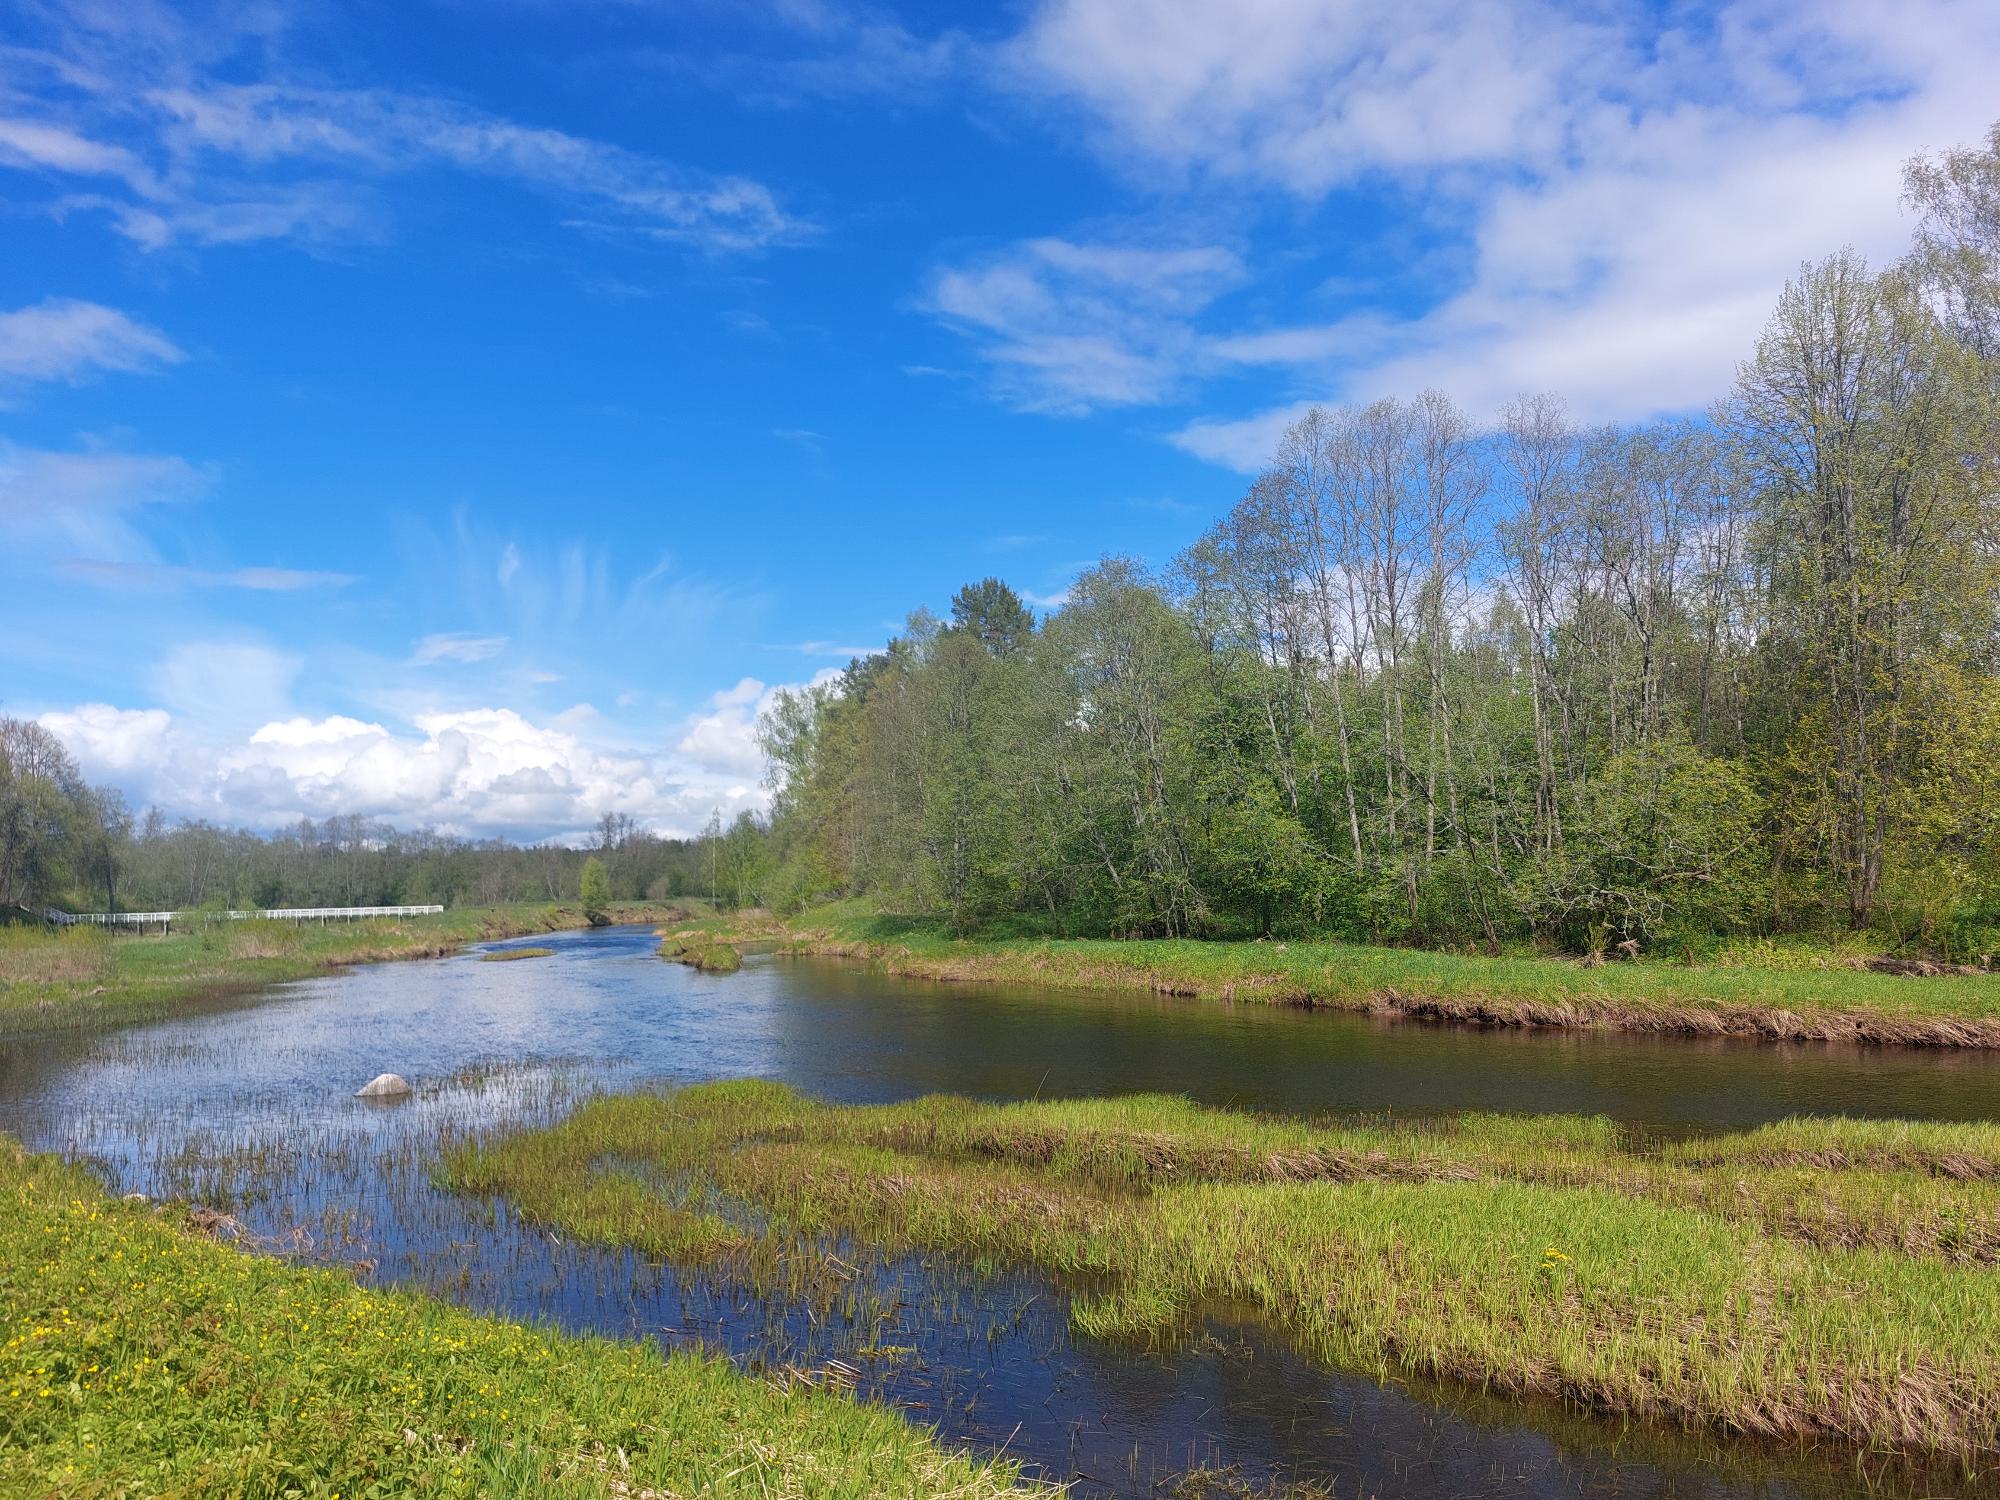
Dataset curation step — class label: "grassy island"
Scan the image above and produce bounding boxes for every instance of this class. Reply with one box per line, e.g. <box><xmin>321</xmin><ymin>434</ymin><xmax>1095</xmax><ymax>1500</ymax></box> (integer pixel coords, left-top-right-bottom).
<box><xmin>445</xmin><ymin>1081</ymin><xmax>2000</xmax><ymax>1464</ymax></box>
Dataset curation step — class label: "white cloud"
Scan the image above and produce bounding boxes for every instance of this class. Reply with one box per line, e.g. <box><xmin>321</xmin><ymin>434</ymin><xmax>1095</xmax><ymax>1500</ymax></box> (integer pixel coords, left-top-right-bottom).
<box><xmin>676</xmin><ymin>677</ymin><xmax>783</xmax><ymax>777</ymax></box>
<box><xmin>411</xmin><ymin>632</ymin><xmax>509</xmax><ymax>666</ymax></box>
<box><xmin>993</xmin><ymin>0</ymin><xmax>2000</xmax><ymax>461</ymax></box>
<box><xmin>1</xmin><ymin>0</ymin><xmax>804</xmax><ymax>257</ymax></box>
<box><xmin>35</xmin><ymin>682</ymin><xmax>832</xmax><ymax>840</ymax></box>
<box><xmin>924</xmin><ymin>237</ymin><xmax>1245</xmax><ymax>412</ymax></box>
<box><xmin>35</xmin><ymin>704</ymin><xmax>177</xmax><ymax>777</ymax></box>
<box><xmin>0</xmin><ymin>297</ymin><xmax>183</xmax><ymax>387</ymax></box>
<box><xmin>58</xmin><ymin>559</ymin><xmax>355</xmax><ymax>590</ymax></box>
<box><xmin>1008</xmin><ymin>0</ymin><xmax>1602</xmax><ymax>195</ymax></box>
<box><xmin>0</xmin><ymin>442</ymin><xmax>214</xmax><ymax>557</ymax></box>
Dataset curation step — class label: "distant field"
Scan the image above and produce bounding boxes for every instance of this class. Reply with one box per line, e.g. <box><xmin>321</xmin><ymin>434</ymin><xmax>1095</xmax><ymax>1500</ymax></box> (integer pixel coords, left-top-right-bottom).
<box><xmin>708</xmin><ymin>902</ymin><xmax>2000</xmax><ymax>1047</ymax></box>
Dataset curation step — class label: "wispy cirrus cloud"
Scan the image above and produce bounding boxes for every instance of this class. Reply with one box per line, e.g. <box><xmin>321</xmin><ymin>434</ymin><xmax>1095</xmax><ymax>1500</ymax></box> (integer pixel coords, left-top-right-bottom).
<box><xmin>956</xmin><ymin>0</ymin><xmax>2000</xmax><ymax>465</ymax></box>
<box><xmin>411</xmin><ymin>632</ymin><xmax>510</xmax><ymax>666</ymax></box>
<box><xmin>923</xmin><ymin>236</ymin><xmax>1245</xmax><ymax>413</ymax></box>
<box><xmin>0</xmin><ymin>296</ymin><xmax>182</xmax><ymax>388</ymax></box>
<box><xmin>0</xmin><ymin>442</ymin><xmax>214</xmax><ymax>559</ymax></box>
<box><xmin>58</xmin><ymin>559</ymin><xmax>356</xmax><ymax>591</ymax></box>
<box><xmin>1</xmin><ymin>5</ymin><xmax>807</xmax><ymax>256</ymax></box>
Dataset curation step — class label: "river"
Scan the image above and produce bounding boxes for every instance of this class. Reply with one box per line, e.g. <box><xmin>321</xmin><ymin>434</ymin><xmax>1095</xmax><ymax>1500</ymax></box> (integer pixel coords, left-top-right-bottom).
<box><xmin>4</xmin><ymin>923</ymin><xmax>1996</xmax><ymax>1498</ymax></box>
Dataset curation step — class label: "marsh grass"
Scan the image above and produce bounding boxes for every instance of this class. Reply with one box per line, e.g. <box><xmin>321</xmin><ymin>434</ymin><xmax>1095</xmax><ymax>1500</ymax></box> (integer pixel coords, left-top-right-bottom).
<box><xmin>0</xmin><ymin>903</ymin><xmax>684</xmax><ymax>1037</ymax></box>
<box><xmin>481</xmin><ymin>946</ymin><xmax>557</xmax><ymax>962</ymax></box>
<box><xmin>657</xmin><ymin>933</ymin><xmax>743</xmax><ymax>973</ymax></box>
<box><xmin>444</xmin><ymin>1083</ymin><xmax>2000</xmax><ymax>1463</ymax></box>
<box><xmin>717</xmin><ymin>903</ymin><xmax>2000</xmax><ymax>1047</ymax></box>
<box><xmin>0</xmin><ymin>1137</ymin><xmax>1043</xmax><ymax>1498</ymax></box>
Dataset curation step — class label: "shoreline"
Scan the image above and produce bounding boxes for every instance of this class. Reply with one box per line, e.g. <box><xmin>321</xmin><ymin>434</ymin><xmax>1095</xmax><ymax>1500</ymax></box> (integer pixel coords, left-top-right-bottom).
<box><xmin>704</xmin><ymin>911</ymin><xmax>2000</xmax><ymax>1050</ymax></box>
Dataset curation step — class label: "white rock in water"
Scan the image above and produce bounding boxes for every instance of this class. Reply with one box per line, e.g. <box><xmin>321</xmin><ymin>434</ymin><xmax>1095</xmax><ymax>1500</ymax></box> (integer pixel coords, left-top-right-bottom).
<box><xmin>355</xmin><ymin>1072</ymin><xmax>413</xmax><ymax>1098</ymax></box>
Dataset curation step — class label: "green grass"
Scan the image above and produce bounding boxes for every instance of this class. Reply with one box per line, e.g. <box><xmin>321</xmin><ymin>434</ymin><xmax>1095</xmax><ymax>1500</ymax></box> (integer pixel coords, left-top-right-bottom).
<box><xmin>0</xmin><ymin>1137</ymin><xmax>1040</xmax><ymax>1498</ymax></box>
<box><xmin>719</xmin><ymin>901</ymin><xmax>2000</xmax><ymax>1046</ymax></box>
<box><xmin>0</xmin><ymin>904</ymin><xmax>688</xmax><ymax>1039</ymax></box>
<box><xmin>444</xmin><ymin>1083</ymin><xmax>2000</xmax><ymax>1462</ymax></box>
<box><xmin>657</xmin><ymin>933</ymin><xmax>744</xmax><ymax>974</ymax></box>
<box><xmin>480</xmin><ymin>946</ymin><xmax>557</xmax><ymax>962</ymax></box>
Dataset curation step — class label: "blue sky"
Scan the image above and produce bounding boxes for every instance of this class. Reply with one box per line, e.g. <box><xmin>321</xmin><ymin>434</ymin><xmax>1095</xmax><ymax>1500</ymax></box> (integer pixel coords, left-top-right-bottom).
<box><xmin>5</xmin><ymin>0</ymin><xmax>1997</xmax><ymax>840</ymax></box>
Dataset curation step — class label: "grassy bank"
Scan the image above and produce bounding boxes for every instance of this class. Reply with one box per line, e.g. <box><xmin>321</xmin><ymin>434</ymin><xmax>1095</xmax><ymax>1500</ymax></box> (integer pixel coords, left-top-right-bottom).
<box><xmin>0</xmin><ymin>1136</ymin><xmax>1038</xmax><ymax>1498</ymax></box>
<box><xmin>445</xmin><ymin>1082</ymin><xmax>2000</xmax><ymax>1463</ymax></box>
<box><xmin>0</xmin><ymin>903</ymin><xmax>685</xmax><ymax>1039</ymax></box>
<box><xmin>716</xmin><ymin>903</ymin><xmax>2000</xmax><ymax>1048</ymax></box>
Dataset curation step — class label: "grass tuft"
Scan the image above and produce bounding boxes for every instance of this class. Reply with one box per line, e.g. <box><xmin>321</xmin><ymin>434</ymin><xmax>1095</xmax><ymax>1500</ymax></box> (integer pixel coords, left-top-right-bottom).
<box><xmin>481</xmin><ymin>946</ymin><xmax>557</xmax><ymax>962</ymax></box>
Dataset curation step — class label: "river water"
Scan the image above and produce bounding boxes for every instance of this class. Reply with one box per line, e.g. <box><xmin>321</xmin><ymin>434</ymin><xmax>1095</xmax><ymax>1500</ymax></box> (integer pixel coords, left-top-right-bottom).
<box><xmin>3</xmin><ymin>923</ymin><xmax>1996</xmax><ymax>1498</ymax></box>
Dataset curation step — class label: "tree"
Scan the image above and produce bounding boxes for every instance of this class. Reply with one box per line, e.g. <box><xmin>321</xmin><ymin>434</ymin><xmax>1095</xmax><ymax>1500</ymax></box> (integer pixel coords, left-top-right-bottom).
<box><xmin>950</xmin><ymin>578</ymin><xmax>1036</xmax><ymax>656</ymax></box>
<box><xmin>579</xmin><ymin>856</ymin><xmax>612</xmax><ymax>925</ymax></box>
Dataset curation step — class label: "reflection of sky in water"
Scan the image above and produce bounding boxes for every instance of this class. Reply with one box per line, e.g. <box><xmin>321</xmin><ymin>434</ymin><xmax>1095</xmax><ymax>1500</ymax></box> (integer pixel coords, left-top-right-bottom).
<box><xmin>2</xmin><ymin>923</ymin><xmax>1994</xmax><ymax>1499</ymax></box>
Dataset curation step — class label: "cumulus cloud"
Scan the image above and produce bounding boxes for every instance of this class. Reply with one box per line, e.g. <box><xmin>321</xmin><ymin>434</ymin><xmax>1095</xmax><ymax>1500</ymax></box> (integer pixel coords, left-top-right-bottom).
<box><xmin>34</xmin><ymin>681</ymin><xmax>824</xmax><ymax>841</ymax></box>
<box><xmin>0</xmin><ymin>297</ymin><xmax>183</xmax><ymax>387</ymax></box>
<box><xmin>675</xmin><ymin>676</ymin><xmax>786</xmax><ymax>778</ymax></box>
<box><xmin>35</xmin><ymin>704</ymin><xmax>178</xmax><ymax>777</ymax></box>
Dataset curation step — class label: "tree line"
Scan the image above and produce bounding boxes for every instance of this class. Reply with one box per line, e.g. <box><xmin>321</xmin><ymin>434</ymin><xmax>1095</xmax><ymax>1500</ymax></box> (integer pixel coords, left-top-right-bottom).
<box><xmin>0</xmin><ymin>729</ymin><xmax>766</xmax><ymax>917</ymax></box>
<box><xmin>755</xmin><ymin>125</ymin><xmax>2000</xmax><ymax>956</ymax></box>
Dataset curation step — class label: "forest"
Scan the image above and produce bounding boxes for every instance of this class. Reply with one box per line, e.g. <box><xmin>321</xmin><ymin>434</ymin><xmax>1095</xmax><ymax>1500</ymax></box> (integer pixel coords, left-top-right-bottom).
<box><xmin>753</xmin><ymin>128</ymin><xmax>2000</xmax><ymax>956</ymax></box>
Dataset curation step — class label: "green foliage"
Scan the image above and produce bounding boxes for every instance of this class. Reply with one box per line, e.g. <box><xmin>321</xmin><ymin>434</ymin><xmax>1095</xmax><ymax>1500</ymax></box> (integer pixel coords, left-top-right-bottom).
<box><xmin>750</xmin><ymin>125</ymin><xmax>2000</xmax><ymax>956</ymax></box>
<box><xmin>1516</xmin><ymin>739</ymin><xmax>1768</xmax><ymax>950</ymax></box>
<box><xmin>578</xmin><ymin>857</ymin><xmax>612</xmax><ymax>925</ymax></box>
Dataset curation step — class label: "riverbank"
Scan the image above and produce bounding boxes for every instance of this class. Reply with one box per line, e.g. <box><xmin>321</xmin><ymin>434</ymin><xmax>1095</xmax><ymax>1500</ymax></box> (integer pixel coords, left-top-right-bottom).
<box><xmin>0</xmin><ymin>1135</ymin><xmax>1038</xmax><ymax>1498</ymax></box>
<box><xmin>0</xmin><ymin>903</ymin><xmax>687</xmax><ymax>1038</ymax></box>
<box><xmin>444</xmin><ymin>1082</ymin><xmax>2000</xmax><ymax>1466</ymax></box>
<box><xmin>702</xmin><ymin>904</ymin><xmax>2000</xmax><ymax>1048</ymax></box>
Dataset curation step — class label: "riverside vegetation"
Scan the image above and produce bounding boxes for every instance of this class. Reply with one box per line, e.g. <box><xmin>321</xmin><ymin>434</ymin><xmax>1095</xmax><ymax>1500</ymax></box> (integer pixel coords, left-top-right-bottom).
<box><xmin>0</xmin><ymin>903</ymin><xmax>685</xmax><ymax>1037</ymax></box>
<box><xmin>708</xmin><ymin>902</ymin><xmax>2000</xmax><ymax>1047</ymax></box>
<box><xmin>444</xmin><ymin>1081</ymin><xmax>2000</xmax><ymax>1466</ymax></box>
<box><xmin>0</xmin><ymin>1137</ymin><xmax>1039</xmax><ymax>1498</ymax></box>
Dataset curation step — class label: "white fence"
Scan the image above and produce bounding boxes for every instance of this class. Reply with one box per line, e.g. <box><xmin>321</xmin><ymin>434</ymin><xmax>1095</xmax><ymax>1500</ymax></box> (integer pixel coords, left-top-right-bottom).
<box><xmin>34</xmin><ymin>904</ymin><xmax>444</xmax><ymax>932</ymax></box>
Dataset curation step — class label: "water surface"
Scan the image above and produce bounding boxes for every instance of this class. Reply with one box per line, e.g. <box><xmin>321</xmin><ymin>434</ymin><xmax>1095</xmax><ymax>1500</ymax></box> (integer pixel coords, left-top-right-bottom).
<box><xmin>4</xmin><ymin>924</ymin><xmax>1996</xmax><ymax>1498</ymax></box>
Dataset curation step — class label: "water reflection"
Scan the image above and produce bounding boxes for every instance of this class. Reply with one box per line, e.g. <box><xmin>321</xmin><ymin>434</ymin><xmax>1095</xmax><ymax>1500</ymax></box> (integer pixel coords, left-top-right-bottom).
<box><xmin>2</xmin><ymin>922</ymin><xmax>1996</xmax><ymax>1498</ymax></box>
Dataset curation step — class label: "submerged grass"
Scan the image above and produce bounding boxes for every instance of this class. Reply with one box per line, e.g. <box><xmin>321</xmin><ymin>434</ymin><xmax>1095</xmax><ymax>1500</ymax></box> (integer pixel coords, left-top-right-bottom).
<box><xmin>0</xmin><ymin>903</ymin><xmax>686</xmax><ymax>1038</ymax></box>
<box><xmin>480</xmin><ymin>946</ymin><xmax>557</xmax><ymax>962</ymax></box>
<box><xmin>444</xmin><ymin>1082</ymin><xmax>2000</xmax><ymax>1464</ymax></box>
<box><xmin>0</xmin><ymin>1137</ymin><xmax>1041</xmax><ymax>1498</ymax></box>
<box><xmin>715</xmin><ymin>902</ymin><xmax>2000</xmax><ymax>1048</ymax></box>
